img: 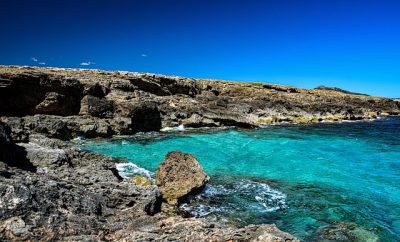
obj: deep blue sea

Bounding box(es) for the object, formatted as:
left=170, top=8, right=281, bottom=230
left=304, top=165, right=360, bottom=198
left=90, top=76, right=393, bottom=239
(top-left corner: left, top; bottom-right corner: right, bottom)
left=80, top=117, right=400, bottom=241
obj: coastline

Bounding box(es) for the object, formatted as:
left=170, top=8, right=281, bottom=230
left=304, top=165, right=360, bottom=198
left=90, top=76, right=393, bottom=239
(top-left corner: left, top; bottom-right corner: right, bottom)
left=1, top=65, right=400, bottom=241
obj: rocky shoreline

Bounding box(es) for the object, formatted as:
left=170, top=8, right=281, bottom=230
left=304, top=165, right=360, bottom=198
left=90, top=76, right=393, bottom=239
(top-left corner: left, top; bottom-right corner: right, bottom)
left=1, top=65, right=399, bottom=139
left=1, top=65, right=399, bottom=241
left=0, top=122, right=297, bottom=241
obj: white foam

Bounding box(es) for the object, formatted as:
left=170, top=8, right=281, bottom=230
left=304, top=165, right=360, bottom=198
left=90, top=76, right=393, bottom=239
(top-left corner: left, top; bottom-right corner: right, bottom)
left=160, top=124, right=185, bottom=132
left=115, top=163, right=154, bottom=180
left=233, top=180, right=287, bottom=212
left=181, top=203, right=223, bottom=217
left=181, top=179, right=287, bottom=218
left=201, top=184, right=230, bottom=198
left=72, top=136, right=86, bottom=141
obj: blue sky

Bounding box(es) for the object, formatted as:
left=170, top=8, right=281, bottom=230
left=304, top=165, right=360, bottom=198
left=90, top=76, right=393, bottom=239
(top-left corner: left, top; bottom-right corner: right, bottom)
left=0, top=0, right=399, bottom=97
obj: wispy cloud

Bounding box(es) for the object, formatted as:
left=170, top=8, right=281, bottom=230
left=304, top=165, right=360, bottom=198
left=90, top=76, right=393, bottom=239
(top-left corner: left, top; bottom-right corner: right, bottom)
left=141, top=54, right=147, bottom=57
left=38, top=62, right=46, bottom=65
left=31, top=57, right=38, bottom=62
left=80, top=61, right=95, bottom=66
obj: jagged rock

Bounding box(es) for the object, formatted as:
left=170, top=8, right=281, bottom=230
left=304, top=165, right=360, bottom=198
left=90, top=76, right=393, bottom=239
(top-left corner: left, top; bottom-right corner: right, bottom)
left=0, top=126, right=163, bottom=241
left=17, top=142, right=71, bottom=168
left=156, top=151, right=209, bottom=205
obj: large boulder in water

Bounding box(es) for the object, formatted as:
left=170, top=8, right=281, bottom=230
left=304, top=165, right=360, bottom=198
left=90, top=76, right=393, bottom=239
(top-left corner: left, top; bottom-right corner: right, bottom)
left=156, top=151, right=209, bottom=205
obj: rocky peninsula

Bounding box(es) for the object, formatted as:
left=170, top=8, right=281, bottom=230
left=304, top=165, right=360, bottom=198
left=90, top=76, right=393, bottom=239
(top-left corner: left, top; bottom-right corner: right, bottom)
left=1, top=65, right=399, bottom=241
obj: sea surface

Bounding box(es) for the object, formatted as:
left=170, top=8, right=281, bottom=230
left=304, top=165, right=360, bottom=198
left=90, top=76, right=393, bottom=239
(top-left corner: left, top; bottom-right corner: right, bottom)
left=80, top=117, right=400, bottom=241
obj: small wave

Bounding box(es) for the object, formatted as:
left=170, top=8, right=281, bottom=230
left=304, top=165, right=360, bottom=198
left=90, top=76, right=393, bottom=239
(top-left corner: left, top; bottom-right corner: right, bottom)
left=233, top=180, right=287, bottom=212
left=115, top=163, right=154, bottom=180
left=200, top=184, right=230, bottom=198
left=181, top=203, right=224, bottom=217
left=181, top=179, right=287, bottom=219
left=160, top=124, right=185, bottom=132
left=259, top=121, right=291, bottom=128
left=72, top=136, right=86, bottom=141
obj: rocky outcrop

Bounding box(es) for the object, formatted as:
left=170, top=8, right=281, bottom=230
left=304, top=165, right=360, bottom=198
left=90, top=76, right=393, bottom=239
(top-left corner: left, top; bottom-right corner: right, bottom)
left=156, top=151, right=209, bottom=205
left=0, top=131, right=162, bottom=241
left=0, top=65, right=399, bottom=141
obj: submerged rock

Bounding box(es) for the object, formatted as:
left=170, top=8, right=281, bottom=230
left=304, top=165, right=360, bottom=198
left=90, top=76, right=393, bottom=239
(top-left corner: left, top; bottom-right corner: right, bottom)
left=316, top=221, right=380, bottom=242
left=156, top=151, right=209, bottom=205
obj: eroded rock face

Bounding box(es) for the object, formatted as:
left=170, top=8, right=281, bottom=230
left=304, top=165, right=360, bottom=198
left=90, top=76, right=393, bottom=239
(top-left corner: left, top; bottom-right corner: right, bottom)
left=156, top=151, right=209, bottom=205
left=0, top=73, right=83, bottom=116
left=1, top=66, right=400, bottom=140
left=0, top=131, right=163, bottom=241
left=79, top=95, right=114, bottom=118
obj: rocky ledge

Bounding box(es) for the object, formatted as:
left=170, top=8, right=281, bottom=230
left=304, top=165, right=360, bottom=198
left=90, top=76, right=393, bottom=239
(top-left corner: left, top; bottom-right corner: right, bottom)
left=0, top=65, right=399, bottom=140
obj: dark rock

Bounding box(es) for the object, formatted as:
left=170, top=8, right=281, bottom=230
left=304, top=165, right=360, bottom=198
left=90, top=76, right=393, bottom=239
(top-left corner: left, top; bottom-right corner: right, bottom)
left=156, top=151, right=209, bottom=205
left=0, top=73, right=83, bottom=116
left=0, top=122, right=14, bottom=162
left=26, top=115, right=72, bottom=140
left=129, top=101, right=162, bottom=132
left=79, top=95, right=114, bottom=118
left=0, top=74, right=45, bottom=116
left=0, top=122, right=35, bottom=172
left=34, top=92, right=81, bottom=116
left=83, top=82, right=109, bottom=98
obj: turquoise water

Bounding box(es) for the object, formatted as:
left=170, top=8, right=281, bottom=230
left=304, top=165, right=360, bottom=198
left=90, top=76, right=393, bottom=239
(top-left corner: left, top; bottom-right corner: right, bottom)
left=81, top=117, right=400, bottom=241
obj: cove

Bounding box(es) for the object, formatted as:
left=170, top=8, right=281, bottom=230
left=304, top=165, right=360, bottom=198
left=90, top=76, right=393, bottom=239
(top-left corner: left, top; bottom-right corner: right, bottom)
left=80, top=117, right=400, bottom=241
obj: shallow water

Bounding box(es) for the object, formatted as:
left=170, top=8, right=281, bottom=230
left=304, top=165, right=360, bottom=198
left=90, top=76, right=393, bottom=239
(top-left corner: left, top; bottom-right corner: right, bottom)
left=81, top=117, right=400, bottom=241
